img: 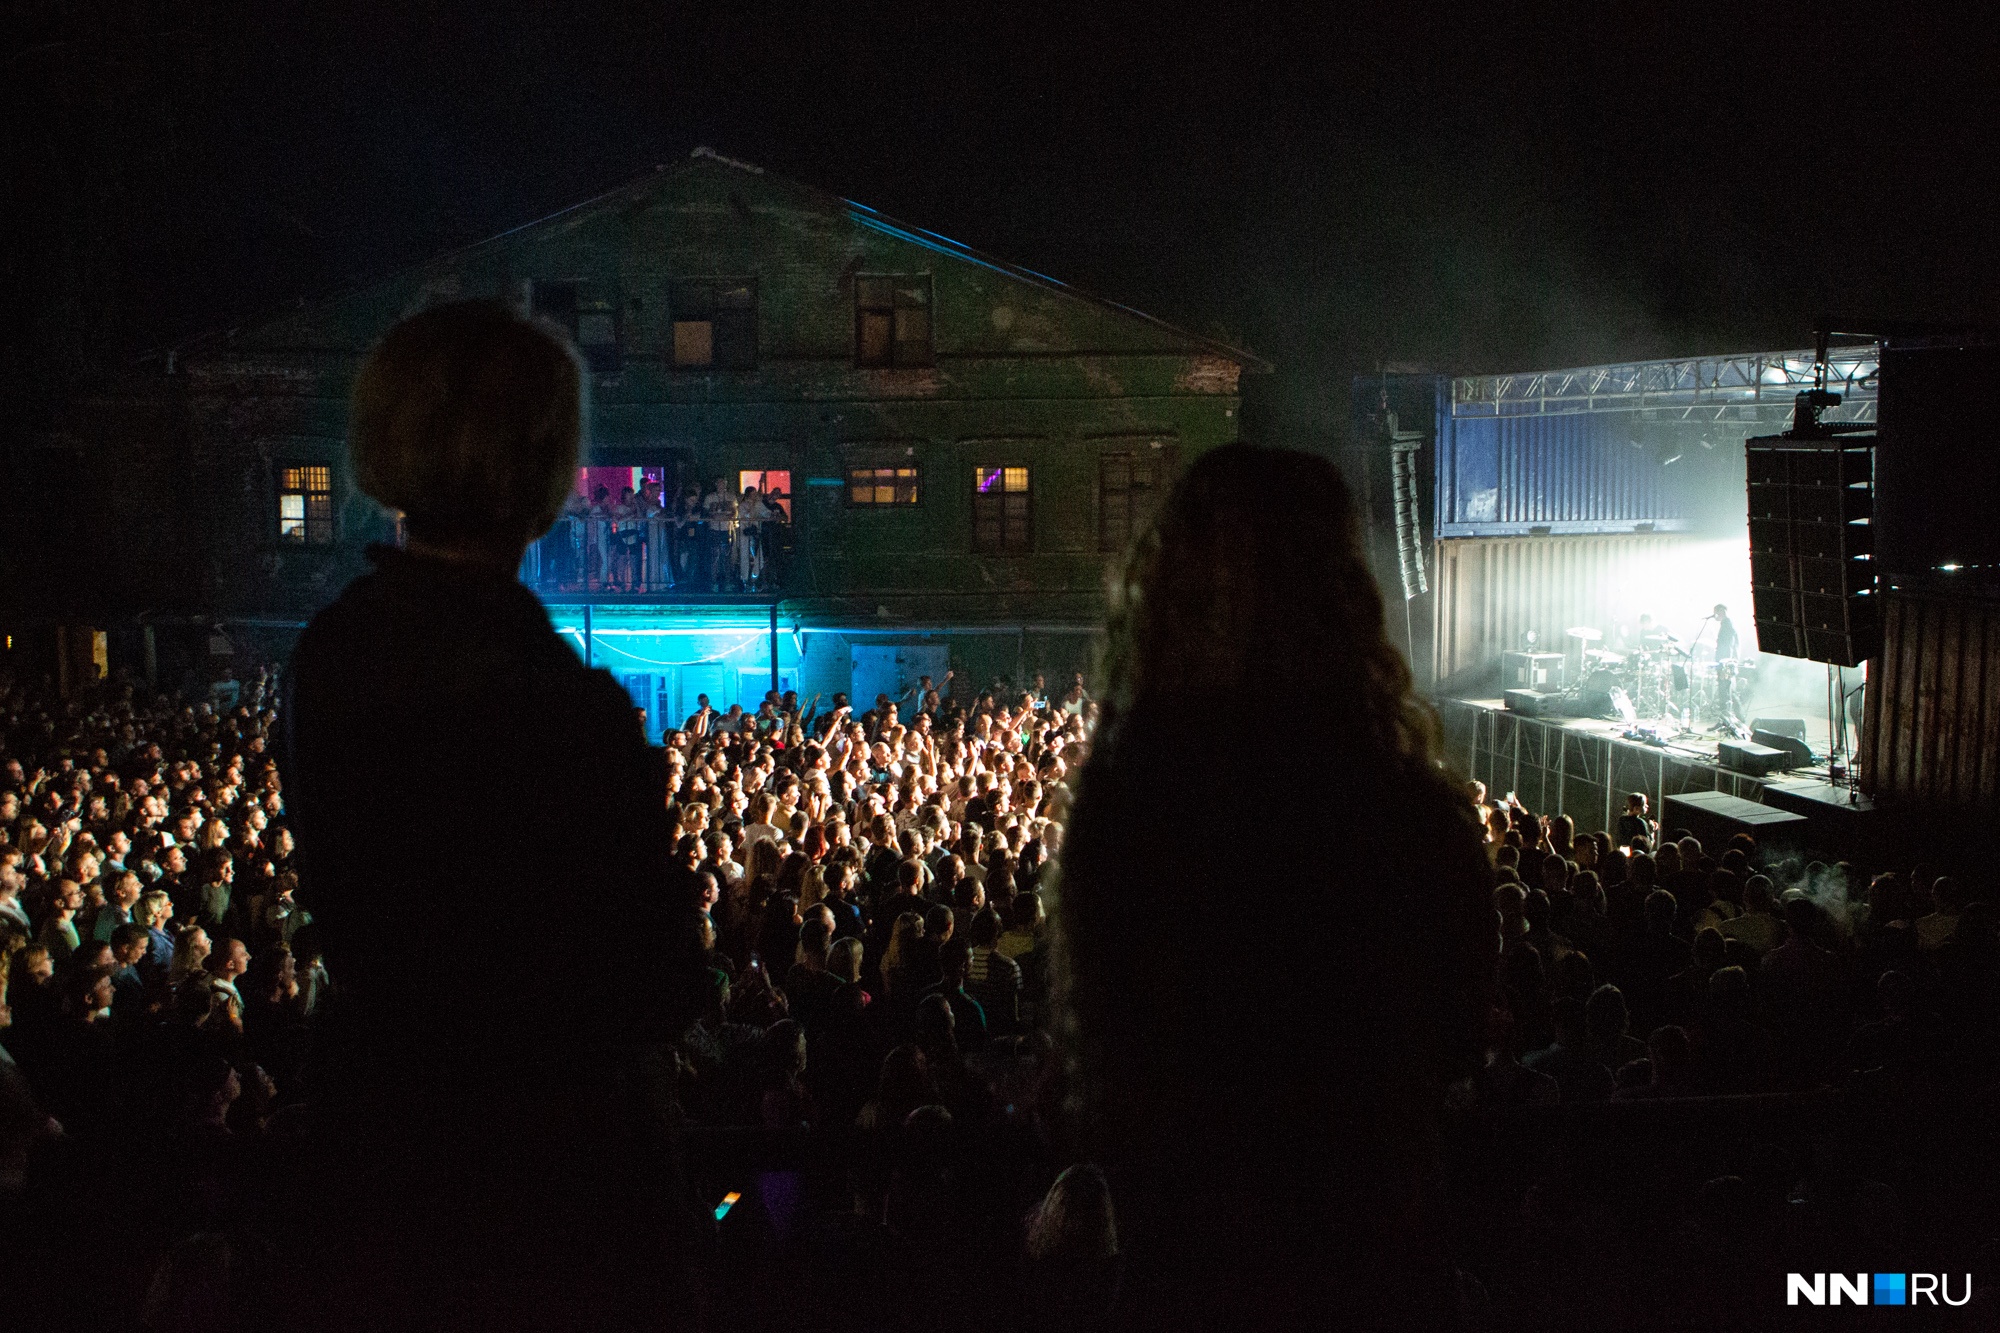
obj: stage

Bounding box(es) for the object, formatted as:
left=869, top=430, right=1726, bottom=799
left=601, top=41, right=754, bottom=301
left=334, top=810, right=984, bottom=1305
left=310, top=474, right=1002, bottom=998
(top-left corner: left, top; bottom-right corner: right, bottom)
left=1439, top=696, right=1890, bottom=865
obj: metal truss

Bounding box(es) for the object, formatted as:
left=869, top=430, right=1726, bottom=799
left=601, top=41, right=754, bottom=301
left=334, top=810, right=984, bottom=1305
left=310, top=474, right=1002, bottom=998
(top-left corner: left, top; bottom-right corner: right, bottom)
left=1452, top=344, right=1879, bottom=423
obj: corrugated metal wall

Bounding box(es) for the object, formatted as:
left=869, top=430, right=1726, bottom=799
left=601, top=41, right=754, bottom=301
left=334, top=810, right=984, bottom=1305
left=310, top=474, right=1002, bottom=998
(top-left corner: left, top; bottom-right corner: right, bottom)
left=1862, top=593, right=2000, bottom=809
left=1432, top=534, right=1688, bottom=687
left=1437, top=384, right=1691, bottom=536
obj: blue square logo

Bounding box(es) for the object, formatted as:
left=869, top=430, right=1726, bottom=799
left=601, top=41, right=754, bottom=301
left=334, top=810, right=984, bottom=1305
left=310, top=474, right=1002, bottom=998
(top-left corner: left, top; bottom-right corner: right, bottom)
left=1874, top=1273, right=1906, bottom=1306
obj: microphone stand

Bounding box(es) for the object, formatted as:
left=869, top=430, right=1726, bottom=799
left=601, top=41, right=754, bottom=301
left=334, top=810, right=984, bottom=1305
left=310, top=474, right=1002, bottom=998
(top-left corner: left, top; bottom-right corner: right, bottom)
left=1677, top=614, right=1717, bottom=736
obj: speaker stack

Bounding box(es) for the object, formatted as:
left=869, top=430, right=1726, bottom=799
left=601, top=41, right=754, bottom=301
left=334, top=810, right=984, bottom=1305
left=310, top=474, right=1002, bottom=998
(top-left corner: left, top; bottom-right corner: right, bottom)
left=1746, top=434, right=1879, bottom=667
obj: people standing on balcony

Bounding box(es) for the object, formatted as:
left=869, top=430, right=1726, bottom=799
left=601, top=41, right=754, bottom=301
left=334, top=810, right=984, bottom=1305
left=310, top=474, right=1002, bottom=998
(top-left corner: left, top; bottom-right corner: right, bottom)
left=586, top=486, right=613, bottom=590
left=640, top=477, right=671, bottom=590
left=763, top=486, right=791, bottom=589
left=737, top=484, right=772, bottom=590
left=556, top=487, right=587, bottom=590
left=703, top=476, right=737, bottom=592
left=611, top=485, right=641, bottom=592
left=675, top=483, right=704, bottom=590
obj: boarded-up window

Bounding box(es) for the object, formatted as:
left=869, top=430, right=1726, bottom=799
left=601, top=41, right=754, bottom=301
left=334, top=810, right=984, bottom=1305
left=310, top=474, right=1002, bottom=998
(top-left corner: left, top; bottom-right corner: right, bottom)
left=278, top=465, right=334, bottom=544
left=856, top=275, right=933, bottom=367
left=1099, top=445, right=1171, bottom=552
left=973, top=465, right=1032, bottom=553
left=670, top=279, right=756, bottom=369
left=847, top=465, right=921, bottom=506
left=531, top=280, right=579, bottom=336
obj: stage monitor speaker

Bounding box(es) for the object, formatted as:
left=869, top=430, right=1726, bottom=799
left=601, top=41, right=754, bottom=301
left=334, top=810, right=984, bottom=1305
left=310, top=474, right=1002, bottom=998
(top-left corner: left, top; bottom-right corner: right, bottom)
left=1661, top=790, right=1808, bottom=860
left=1719, top=739, right=1789, bottom=776
left=1751, top=717, right=1807, bottom=741
left=1505, top=688, right=1556, bottom=716
left=1750, top=730, right=1815, bottom=770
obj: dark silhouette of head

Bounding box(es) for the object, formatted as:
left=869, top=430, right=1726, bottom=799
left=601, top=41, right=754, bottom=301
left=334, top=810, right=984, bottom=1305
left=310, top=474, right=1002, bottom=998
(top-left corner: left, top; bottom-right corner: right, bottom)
left=1104, top=443, right=1437, bottom=758
left=349, top=300, right=583, bottom=552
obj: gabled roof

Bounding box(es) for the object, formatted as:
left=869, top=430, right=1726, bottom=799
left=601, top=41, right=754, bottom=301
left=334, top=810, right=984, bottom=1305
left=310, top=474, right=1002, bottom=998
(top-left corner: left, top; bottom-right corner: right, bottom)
left=162, top=146, right=1268, bottom=371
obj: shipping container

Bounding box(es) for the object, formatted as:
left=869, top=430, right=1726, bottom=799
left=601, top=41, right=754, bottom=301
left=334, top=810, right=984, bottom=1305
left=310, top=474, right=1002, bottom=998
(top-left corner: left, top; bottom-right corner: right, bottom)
left=1436, top=389, right=1694, bottom=536
left=1862, top=592, right=2000, bottom=809
left=1358, top=350, right=1878, bottom=541
left=1431, top=533, right=1692, bottom=688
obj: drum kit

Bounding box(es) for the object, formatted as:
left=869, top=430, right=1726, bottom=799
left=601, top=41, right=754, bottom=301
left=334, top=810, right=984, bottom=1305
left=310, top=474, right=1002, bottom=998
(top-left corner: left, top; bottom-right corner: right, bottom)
left=1563, top=625, right=1752, bottom=733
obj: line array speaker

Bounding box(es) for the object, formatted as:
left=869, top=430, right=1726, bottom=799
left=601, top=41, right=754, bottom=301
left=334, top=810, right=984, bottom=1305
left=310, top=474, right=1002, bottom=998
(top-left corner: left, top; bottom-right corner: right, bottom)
left=1745, top=435, right=1878, bottom=666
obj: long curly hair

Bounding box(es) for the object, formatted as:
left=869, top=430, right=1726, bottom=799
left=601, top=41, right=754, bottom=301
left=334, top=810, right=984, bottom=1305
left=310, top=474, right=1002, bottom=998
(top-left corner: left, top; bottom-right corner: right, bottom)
left=1048, top=445, right=1495, bottom=1325
left=1102, top=442, right=1438, bottom=765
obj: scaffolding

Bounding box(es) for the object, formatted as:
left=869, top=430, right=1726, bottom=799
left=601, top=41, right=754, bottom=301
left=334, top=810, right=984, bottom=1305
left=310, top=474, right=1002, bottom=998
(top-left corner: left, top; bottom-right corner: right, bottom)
left=1442, top=699, right=1768, bottom=835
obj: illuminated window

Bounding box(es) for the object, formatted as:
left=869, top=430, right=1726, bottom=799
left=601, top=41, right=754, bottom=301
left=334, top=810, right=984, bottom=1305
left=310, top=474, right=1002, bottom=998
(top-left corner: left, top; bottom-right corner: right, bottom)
left=671, top=279, right=756, bottom=369
left=278, top=465, right=334, bottom=544
left=1099, top=448, right=1167, bottom=552
left=847, top=465, right=921, bottom=506
left=973, top=465, right=1031, bottom=553
left=739, top=470, right=793, bottom=520
left=855, top=275, right=932, bottom=368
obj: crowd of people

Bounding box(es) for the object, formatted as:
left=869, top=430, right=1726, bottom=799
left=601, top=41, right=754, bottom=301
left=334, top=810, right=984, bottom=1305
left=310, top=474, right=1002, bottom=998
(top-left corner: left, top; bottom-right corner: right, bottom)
left=6, top=655, right=1996, bottom=1327
left=1467, top=784, right=2000, bottom=1107
left=645, top=670, right=1084, bottom=1134
left=12, top=303, right=1995, bottom=1331
left=0, top=655, right=1108, bottom=1328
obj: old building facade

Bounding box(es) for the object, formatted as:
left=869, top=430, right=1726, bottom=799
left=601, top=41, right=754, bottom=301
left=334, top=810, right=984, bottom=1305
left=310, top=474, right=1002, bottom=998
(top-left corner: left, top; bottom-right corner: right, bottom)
left=17, top=149, right=1260, bottom=721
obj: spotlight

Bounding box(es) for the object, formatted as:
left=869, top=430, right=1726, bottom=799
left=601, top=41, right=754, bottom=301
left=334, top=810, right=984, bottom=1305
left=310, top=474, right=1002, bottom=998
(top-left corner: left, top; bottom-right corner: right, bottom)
left=1698, top=434, right=1715, bottom=450
left=1661, top=452, right=1683, bottom=466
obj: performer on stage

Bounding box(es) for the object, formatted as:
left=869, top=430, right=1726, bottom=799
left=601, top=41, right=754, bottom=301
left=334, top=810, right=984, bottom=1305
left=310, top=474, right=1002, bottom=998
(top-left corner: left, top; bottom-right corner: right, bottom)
left=1711, top=603, right=1743, bottom=723
left=1712, top=604, right=1739, bottom=662
left=1617, top=613, right=1664, bottom=654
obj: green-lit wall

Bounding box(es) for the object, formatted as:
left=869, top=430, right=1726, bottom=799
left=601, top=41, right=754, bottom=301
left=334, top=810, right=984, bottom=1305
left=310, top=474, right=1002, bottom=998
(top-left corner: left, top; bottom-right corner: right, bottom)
left=41, top=154, right=1250, bottom=642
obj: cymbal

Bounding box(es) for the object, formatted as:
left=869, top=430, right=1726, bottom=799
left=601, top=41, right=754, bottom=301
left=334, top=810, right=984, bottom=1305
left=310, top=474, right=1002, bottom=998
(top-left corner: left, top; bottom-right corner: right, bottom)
left=1565, top=626, right=1604, bottom=641
left=1585, top=649, right=1625, bottom=665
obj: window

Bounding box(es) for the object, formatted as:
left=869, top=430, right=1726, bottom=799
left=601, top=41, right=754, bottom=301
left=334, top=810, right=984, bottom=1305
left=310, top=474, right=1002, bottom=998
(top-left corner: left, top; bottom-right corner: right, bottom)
left=671, top=279, right=757, bottom=369
left=278, top=465, right=334, bottom=544
left=532, top=280, right=620, bottom=371
left=531, top=280, right=578, bottom=335
left=855, top=275, right=932, bottom=367
left=847, top=465, right=921, bottom=506
left=1099, top=448, right=1169, bottom=552
left=973, top=465, right=1032, bottom=553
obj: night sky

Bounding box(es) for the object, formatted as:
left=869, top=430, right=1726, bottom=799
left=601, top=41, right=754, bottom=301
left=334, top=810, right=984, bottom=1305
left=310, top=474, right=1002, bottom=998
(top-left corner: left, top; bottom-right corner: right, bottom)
left=7, top=4, right=1996, bottom=433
